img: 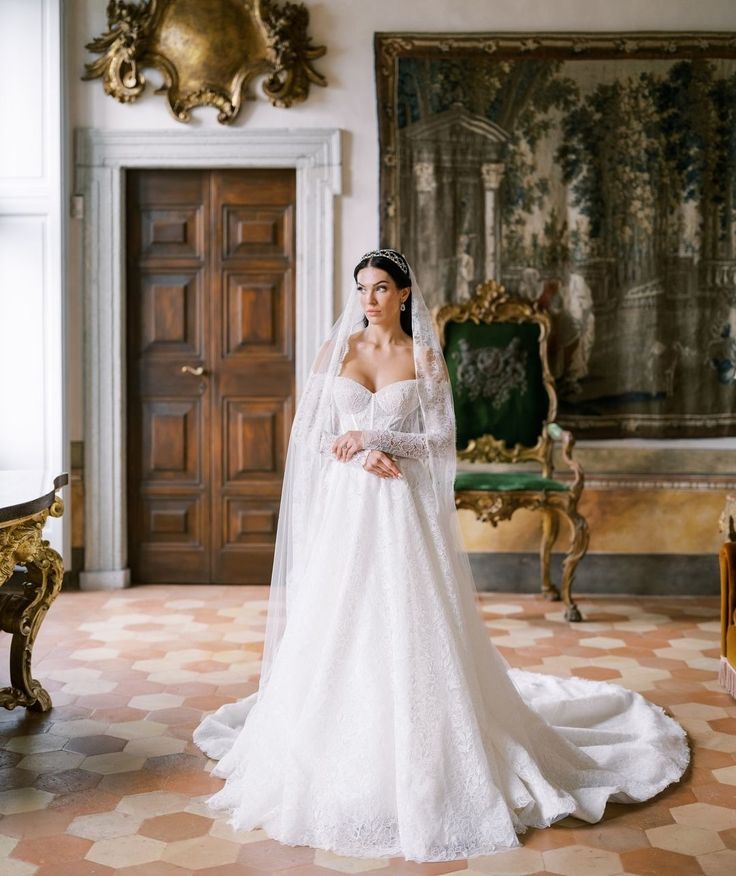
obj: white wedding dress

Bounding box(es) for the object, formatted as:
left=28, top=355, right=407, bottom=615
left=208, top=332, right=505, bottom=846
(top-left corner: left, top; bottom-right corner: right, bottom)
left=193, top=375, right=690, bottom=863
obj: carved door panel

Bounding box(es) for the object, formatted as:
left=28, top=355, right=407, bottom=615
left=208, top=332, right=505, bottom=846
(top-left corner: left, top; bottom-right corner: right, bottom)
left=126, top=168, right=296, bottom=583
left=210, top=169, right=295, bottom=583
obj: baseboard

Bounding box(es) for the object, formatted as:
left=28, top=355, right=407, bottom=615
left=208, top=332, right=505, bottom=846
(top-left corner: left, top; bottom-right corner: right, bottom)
left=79, top=568, right=131, bottom=591
left=468, top=552, right=719, bottom=596
left=61, top=547, right=85, bottom=591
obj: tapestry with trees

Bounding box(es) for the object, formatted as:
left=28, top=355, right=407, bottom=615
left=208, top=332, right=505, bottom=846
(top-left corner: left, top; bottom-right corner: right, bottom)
left=376, top=33, right=736, bottom=437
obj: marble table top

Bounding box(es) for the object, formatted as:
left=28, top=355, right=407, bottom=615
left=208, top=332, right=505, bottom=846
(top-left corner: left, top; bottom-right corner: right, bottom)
left=0, top=470, right=68, bottom=525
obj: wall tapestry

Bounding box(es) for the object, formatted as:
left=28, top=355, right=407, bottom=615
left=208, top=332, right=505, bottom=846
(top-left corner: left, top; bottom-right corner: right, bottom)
left=376, top=32, right=736, bottom=437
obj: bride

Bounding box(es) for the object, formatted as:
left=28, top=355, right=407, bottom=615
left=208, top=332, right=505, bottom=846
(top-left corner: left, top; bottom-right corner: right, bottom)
left=193, top=248, right=690, bottom=863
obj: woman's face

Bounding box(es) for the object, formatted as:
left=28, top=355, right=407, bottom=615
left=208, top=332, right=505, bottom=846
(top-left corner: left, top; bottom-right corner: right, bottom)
left=356, top=266, right=407, bottom=327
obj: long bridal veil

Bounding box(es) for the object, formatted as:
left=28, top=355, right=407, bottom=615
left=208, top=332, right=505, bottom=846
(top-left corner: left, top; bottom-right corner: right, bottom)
left=263, top=257, right=513, bottom=687
left=193, top=252, right=690, bottom=861
left=194, top=255, right=514, bottom=756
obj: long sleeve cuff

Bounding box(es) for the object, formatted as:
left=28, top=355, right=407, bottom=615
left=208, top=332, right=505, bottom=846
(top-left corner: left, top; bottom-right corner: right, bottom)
left=361, top=429, right=429, bottom=459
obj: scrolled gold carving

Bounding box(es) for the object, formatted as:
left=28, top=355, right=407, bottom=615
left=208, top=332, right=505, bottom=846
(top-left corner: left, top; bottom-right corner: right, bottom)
left=435, top=279, right=551, bottom=348
left=260, top=0, right=327, bottom=108
left=457, top=434, right=546, bottom=467
left=455, top=488, right=588, bottom=622
left=0, top=495, right=65, bottom=712
left=456, top=490, right=547, bottom=527
left=0, top=515, right=46, bottom=583
left=547, top=423, right=585, bottom=500
left=83, top=0, right=327, bottom=124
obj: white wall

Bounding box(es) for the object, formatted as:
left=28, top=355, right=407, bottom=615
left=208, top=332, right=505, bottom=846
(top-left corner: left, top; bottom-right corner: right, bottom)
left=65, top=0, right=736, bottom=445
left=0, top=0, right=66, bottom=555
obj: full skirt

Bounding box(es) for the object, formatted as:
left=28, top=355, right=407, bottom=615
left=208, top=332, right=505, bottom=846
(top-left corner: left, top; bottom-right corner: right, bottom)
left=193, top=457, right=690, bottom=862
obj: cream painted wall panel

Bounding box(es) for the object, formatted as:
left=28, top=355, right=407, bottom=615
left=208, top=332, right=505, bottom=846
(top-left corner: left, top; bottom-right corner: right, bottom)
left=0, top=0, right=44, bottom=180
left=66, top=0, right=736, bottom=564
left=67, top=0, right=736, bottom=443
left=68, top=0, right=736, bottom=283
left=0, top=217, right=46, bottom=464
left=0, top=0, right=66, bottom=558
left=65, top=0, right=736, bottom=440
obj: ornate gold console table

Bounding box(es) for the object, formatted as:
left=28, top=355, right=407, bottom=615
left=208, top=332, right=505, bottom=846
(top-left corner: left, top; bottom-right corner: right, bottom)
left=0, top=471, right=68, bottom=711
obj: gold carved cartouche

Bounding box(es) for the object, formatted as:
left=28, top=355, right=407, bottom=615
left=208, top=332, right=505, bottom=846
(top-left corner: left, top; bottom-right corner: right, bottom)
left=83, top=0, right=327, bottom=123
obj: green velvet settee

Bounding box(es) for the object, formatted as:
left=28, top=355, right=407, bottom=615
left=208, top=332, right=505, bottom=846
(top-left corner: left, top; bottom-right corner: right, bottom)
left=435, top=280, right=589, bottom=622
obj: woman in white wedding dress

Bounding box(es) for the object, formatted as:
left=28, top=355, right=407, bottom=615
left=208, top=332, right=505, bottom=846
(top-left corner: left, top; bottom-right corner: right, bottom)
left=193, top=249, right=690, bottom=863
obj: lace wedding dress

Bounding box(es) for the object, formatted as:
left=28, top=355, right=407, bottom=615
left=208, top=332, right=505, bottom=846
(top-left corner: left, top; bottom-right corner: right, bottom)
left=193, top=373, right=690, bottom=863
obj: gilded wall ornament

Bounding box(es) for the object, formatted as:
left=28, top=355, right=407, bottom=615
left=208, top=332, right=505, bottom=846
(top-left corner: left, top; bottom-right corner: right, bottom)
left=83, top=0, right=327, bottom=124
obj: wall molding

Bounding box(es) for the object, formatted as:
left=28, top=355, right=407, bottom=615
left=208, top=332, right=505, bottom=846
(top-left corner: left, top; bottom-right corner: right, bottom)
left=75, top=127, right=342, bottom=590
left=550, top=473, right=736, bottom=491
left=469, top=552, right=719, bottom=596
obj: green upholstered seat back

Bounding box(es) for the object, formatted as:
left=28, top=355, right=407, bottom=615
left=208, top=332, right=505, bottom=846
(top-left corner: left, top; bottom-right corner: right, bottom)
left=444, top=320, right=549, bottom=450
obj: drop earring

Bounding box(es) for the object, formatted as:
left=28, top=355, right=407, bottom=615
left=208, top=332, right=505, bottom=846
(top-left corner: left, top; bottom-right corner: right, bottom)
left=400, top=301, right=406, bottom=311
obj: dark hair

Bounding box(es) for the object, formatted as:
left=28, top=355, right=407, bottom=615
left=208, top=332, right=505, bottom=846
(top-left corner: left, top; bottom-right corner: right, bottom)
left=353, top=253, right=413, bottom=336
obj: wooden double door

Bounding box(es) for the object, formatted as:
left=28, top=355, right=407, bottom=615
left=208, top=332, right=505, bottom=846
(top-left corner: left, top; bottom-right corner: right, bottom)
left=126, top=168, right=296, bottom=583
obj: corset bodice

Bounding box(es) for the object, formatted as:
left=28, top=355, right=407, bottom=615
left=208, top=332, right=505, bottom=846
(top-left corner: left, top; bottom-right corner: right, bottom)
left=332, top=376, right=420, bottom=431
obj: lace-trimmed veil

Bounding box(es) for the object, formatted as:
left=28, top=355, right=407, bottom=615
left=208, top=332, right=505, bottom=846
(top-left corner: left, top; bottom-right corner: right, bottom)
left=258, top=253, right=498, bottom=700
left=193, top=251, right=692, bottom=852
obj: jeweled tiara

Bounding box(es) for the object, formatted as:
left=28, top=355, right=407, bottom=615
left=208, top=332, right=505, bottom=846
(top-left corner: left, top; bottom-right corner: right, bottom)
left=360, top=248, right=409, bottom=276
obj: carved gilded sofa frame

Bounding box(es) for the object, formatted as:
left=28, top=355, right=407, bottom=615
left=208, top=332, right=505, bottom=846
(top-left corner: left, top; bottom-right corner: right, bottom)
left=435, top=280, right=589, bottom=622
left=0, top=476, right=67, bottom=711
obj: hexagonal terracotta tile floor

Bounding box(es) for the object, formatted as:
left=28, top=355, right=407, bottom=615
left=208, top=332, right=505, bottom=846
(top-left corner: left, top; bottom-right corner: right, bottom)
left=1, top=587, right=734, bottom=875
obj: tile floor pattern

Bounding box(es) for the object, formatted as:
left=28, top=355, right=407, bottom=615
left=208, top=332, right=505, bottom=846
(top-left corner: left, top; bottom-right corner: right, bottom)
left=0, top=586, right=734, bottom=876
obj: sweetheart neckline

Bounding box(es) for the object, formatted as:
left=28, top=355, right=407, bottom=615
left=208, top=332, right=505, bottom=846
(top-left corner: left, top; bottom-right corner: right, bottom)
left=334, top=375, right=418, bottom=396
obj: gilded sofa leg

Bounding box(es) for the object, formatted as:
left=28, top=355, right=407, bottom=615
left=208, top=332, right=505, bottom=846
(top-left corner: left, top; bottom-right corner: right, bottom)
left=559, top=507, right=589, bottom=622
left=540, top=509, right=560, bottom=601
left=14, top=544, right=63, bottom=712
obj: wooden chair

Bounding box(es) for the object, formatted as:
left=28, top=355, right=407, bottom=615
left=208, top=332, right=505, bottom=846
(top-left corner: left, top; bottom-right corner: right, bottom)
left=435, top=280, right=589, bottom=621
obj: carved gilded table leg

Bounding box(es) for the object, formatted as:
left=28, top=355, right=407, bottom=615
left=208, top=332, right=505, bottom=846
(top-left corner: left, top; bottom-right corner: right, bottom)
left=540, top=508, right=561, bottom=601
left=559, top=506, right=590, bottom=623
left=0, top=496, right=65, bottom=711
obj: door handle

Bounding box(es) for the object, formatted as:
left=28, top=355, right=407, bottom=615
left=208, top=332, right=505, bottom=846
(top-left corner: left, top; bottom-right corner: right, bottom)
left=181, top=365, right=206, bottom=376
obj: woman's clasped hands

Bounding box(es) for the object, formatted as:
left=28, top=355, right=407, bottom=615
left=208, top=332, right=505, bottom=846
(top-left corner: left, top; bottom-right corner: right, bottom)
left=330, top=431, right=403, bottom=479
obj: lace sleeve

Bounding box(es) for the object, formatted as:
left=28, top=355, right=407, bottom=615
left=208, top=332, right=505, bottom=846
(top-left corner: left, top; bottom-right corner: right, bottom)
left=360, top=423, right=453, bottom=460
left=360, top=429, right=427, bottom=459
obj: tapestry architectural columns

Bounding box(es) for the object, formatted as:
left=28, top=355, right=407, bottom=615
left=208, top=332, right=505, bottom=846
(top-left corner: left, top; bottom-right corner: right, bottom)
left=481, top=161, right=505, bottom=282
